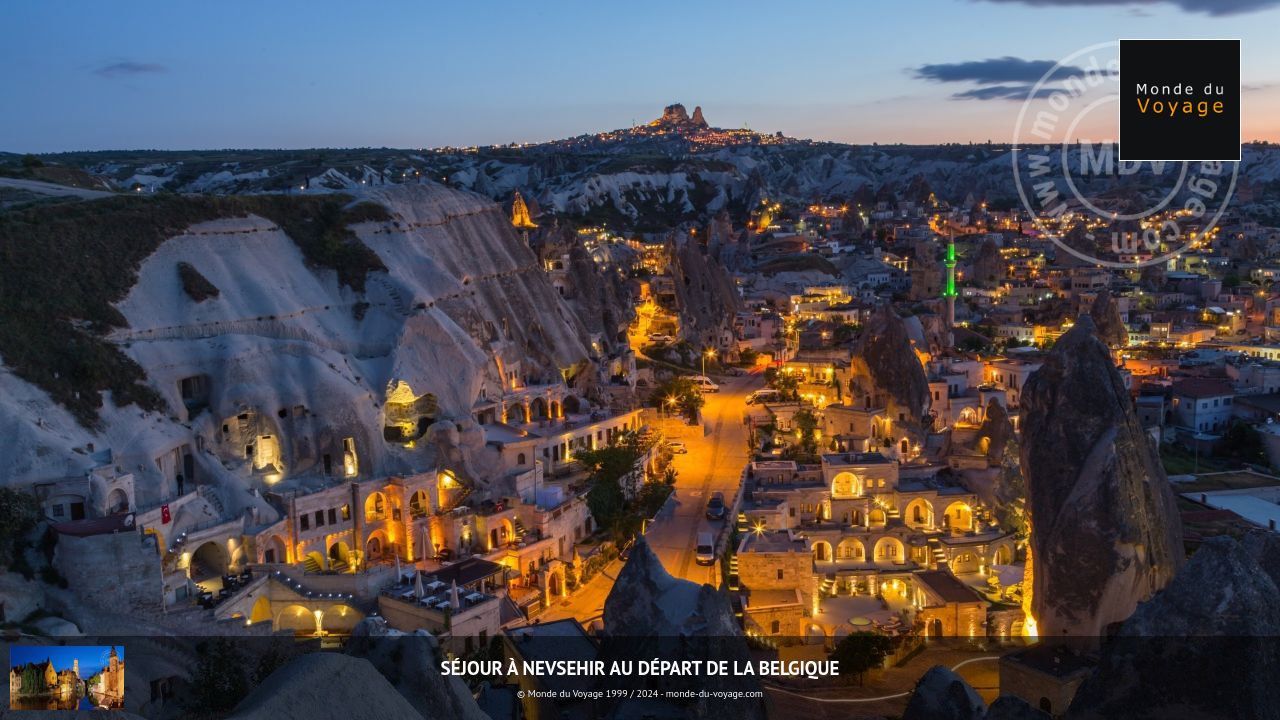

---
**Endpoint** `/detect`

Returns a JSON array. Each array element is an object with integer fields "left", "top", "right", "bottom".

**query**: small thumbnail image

[{"left": 9, "top": 644, "right": 125, "bottom": 710}]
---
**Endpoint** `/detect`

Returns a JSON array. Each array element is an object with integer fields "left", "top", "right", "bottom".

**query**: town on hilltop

[{"left": 3, "top": 102, "right": 1280, "bottom": 720}]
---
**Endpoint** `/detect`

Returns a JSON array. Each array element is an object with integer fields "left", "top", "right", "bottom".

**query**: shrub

[{"left": 177, "top": 262, "right": 220, "bottom": 302}]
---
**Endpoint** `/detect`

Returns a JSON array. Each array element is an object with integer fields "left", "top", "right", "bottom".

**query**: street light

[{"left": 702, "top": 348, "right": 716, "bottom": 377}]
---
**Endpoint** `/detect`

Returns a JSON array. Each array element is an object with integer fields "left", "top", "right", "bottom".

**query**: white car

[
  {"left": 648, "top": 333, "right": 675, "bottom": 344},
  {"left": 695, "top": 532, "right": 716, "bottom": 566},
  {"left": 692, "top": 376, "right": 719, "bottom": 393},
  {"left": 665, "top": 440, "right": 688, "bottom": 454},
  {"left": 747, "top": 389, "right": 780, "bottom": 405}
]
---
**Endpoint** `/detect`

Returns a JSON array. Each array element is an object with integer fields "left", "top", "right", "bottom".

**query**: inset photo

[{"left": 9, "top": 645, "right": 125, "bottom": 711}]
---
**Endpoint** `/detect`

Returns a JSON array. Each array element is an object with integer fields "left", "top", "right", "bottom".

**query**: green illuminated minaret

[{"left": 943, "top": 232, "right": 957, "bottom": 349}]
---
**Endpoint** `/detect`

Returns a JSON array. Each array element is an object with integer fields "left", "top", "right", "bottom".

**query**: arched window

[{"left": 517, "top": 453, "right": 526, "bottom": 466}]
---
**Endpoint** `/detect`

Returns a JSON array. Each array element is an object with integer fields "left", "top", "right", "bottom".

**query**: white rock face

[{"left": 0, "top": 185, "right": 598, "bottom": 508}]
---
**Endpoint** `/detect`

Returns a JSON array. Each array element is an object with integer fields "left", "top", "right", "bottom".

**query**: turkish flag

[{"left": 161, "top": 505, "right": 171, "bottom": 524}]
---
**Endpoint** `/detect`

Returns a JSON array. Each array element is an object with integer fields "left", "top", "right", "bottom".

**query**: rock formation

[
  {"left": 971, "top": 238, "right": 1003, "bottom": 289},
  {"left": 229, "top": 652, "right": 425, "bottom": 720},
  {"left": 902, "top": 666, "right": 1046, "bottom": 720},
  {"left": 852, "top": 305, "right": 931, "bottom": 430},
  {"left": 902, "top": 666, "right": 986, "bottom": 720},
  {"left": 1068, "top": 535, "right": 1280, "bottom": 719},
  {"left": 690, "top": 105, "right": 708, "bottom": 128},
  {"left": 1087, "top": 290, "right": 1129, "bottom": 349},
  {"left": 346, "top": 619, "right": 490, "bottom": 720},
  {"left": 668, "top": 233, "right": 743, "bottom": 358},
  {"left": 1019, "top": 315, "right": 1183, "bottom": 637},
  {"left": 598, "top": 537, "right": 765, "bottom": 720}
]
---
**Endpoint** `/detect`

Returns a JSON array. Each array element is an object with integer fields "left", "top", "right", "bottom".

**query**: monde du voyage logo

[
  {"left": 1120, "top": 39, "right": 1241, "bottom": 162},
  {"left": 1012, "top": 40, "right": 1241, "bottom": 269}
]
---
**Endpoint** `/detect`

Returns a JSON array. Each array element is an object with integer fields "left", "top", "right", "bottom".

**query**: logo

[{"left": 1012, "top": 41, "right": 1238, "bottom": 269}]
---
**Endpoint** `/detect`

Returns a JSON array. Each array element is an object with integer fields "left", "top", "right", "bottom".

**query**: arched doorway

[
  {"left": 944, "top": 502, "right": 973, "bottom": 532},
  {"left": 328, "top": 541, "right": 352, "bottom": 570},
  {"left": 837, "top": 538, "right": 865, "bottom": 561},
  {"left": 365, "top": 530, "right": 388, "bottom": 562},
  {"left": 409, "top": 490, "right": 429, "bottom": 518},
  {"left": 929, "top": 618, "right": 944, "bottom": 637},
  {"left": 531, "top": 397, "right": 548, "bottom": 420},
  {"left": 831, "top": 471, "right": 858, "bottom": 497},
  {"left": 249, "top": 596, "right": 272, "bottom": 625},
  {"left": 904, "top": 498, "right": 933, "bottom": 529},
  {"left": 365, "top": 492, "right": 387, "bottom": 522},
  {"left": 264, "top": 535, "right": 288, "bottom": 564},
  {"left": 868, "top": 508, "right": 887, "bottom": 528},
  {"left": 873, "top": 537, "right": 904, "bottom": 563},
  {"left": 190, "top": 541, "right": 228, "bottom": 584},
  {"left": 813, "top": 541, "right": 832, "bottom": 562},
  {"left": 276, "top": 604, "right": 315, "bottom": 634},
  {"left": 106, "top": 488, "right": 130, "bottom": 513},
  {"left": 563, "top": 395, "right": 583, "bottom": 414},
  {"left": 993, "top": 543, "right": 1013, "bottom": 566},
  {"left": 804, "top": 623, "right": 827, "bottom": 645},
  {"left": 322, "top": 604, "right": 362, "bottom": 633}
]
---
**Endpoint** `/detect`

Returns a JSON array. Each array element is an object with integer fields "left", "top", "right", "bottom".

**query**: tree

[
  {"left": 189, "top": 639, "right": 249, "bottom": 713},
  {"left": 0, "top": 488, "right": 40, "bottom": 570},
  {"left": 1221, "top": 420, "right": 1268, "bottom": 466},
  {"left": 829, "top": 632, "right": 893, "bottom": 686},
  {"left": 650, "top": 376, "right": 704, "bottom": 423},
  {"left": 763, "top": 368, "right": 800, "bottom": 400}
]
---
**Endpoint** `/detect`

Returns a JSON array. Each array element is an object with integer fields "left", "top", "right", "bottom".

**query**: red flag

[{"left": 161, "top": 504, "right": 171, "bottom": 524}]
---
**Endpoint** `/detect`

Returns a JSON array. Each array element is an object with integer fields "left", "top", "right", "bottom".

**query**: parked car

[
  {"left": 695, "top": 532, "right": 716, "bottom": 565},
  {"left": 746, "top": 389, "right": 780, "bottom": 405},
  {"left": 648, "top": 333, "right": 675, "bottom": 344},
  {"left": 665, "top": 440, "right": 688, "bottom": 454},
  {"left": 692, "top": 375, "right": 719, "bottom": 393},
  {"left": 705, "top": 492, "right": 726, "bottom": 521}
]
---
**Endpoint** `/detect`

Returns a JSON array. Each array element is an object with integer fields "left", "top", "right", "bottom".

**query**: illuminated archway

[
  {"left": 409, "top": 490, "right": 429, "bottom": 518},
  {"left": 836, "top": 537, "right": 865, "bottom": 561},
  {"left": 831, "top": 471, "right": 859, "bottom": 498},
  {"left": 944, "top": 502, "right": 974, "bottom": 532},
  {"left": 873, "top": 537, "right": 904, "bottom": 563},
  {"left": 365, "top": 492, "right": 387, "bottom": 522},
  {"left": 804, "top": 623, "right": 827, "bottom": 645},
  {"left": 276, "top": 604, "right": 314, "bottom": 634},
  {"left": 106, "top": 488, "right": 130, "bottom": 513},
  {"left": 190, "top": 541, "right": 228, "bottom": 582},
  {"left": 812, "top": 541, "right": 832, "bottom": 562},
  {"left": 993, "top": 543, "right": 1013, "bottom": 566},
  {"left": 904, "top": 498, "right": 934, "bottom": 529},
  {"left": 322, "top": 604, "right": 362, "bottom": 633},
  {"left": 264, "top": 534, "right": 288, "bottom": 564},
  {"left": 249, "top": 596, "right": 272, "bottom": 625},
  {"left": 868, "top": 508, "right": 887, "bottom": 528}
]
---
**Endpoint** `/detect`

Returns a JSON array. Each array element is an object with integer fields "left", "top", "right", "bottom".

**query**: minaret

[{"left": 943, "top": 231, "right": 957, "bottom": 350}]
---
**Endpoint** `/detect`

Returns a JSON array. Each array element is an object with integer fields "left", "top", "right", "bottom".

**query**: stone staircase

[
  {"left": 927, "top": 537, "right": 947, "bottom": 568},
  {"left": 303, "top": 554, "right": 324, "bottom": 573},
  {"left": 819, "top": 574, "right": 837, "bottom": 597},
  {"left": 512, "top": 517, "right": 527, "bottom": 544}
]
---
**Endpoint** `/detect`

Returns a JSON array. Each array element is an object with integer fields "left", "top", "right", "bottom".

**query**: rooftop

[
  {"left": 821, "top": 451, "right": 891, "bottom": 467},
  {"left": 1171, "top": 377, "right": 1235, "bottom": 399},
  {"left": 914, "top": 570, "right": 983, "bottom": 605}
]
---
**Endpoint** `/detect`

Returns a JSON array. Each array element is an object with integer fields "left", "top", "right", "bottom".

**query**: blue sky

[
  {"left": 3, "top": 0, "right": 1278, "bottom": 151},
  {"left": 10, "top": 645, "right": 123, "bottom": 677}
]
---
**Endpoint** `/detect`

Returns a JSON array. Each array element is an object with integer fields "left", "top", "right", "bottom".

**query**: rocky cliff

[
  {"left": 1019, "top": 315, "right": 1183, "bottom": 637},
  {"left": 852, "top": 305, "right": 931, "bottom": 431},
  {"left": 598, "top": 537, "right": 765, "bottom": 720},
  {"left": 669, "top": 233, "right": 743, "bottom": 357},
  {"left": 0, "top": 184, "right": 617, "bottom": 507},
  {"left": 1067, "top": 534, "right": 1280, "bottom": 720},
  {"left": 1087, "top": 290, "right": 1129, "bottom": 349}
]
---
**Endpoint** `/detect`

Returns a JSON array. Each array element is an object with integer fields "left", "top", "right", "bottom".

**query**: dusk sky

[{"left": 4, "top": 0, "right": 1279, "bottom": 151}]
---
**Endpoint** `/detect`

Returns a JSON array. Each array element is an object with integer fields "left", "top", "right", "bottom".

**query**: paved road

[
  {"left": 645, "top": 372, "right": 761, "bottom": 585},
  {"left": 540, "top": 371, "right": 762, "bottom": 623}
]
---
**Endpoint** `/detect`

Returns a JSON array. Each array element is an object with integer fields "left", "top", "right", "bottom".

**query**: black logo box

[{"left": 1119, "top": 39, "right": 1240, "bottom": 162}]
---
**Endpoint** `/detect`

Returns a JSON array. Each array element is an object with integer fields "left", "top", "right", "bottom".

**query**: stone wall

[
  {"left": 738, "top": 549, "right": 813, "bottom": 591},
  {"left": 56, "top": 531, "right": 163, "bottom": 612}
]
